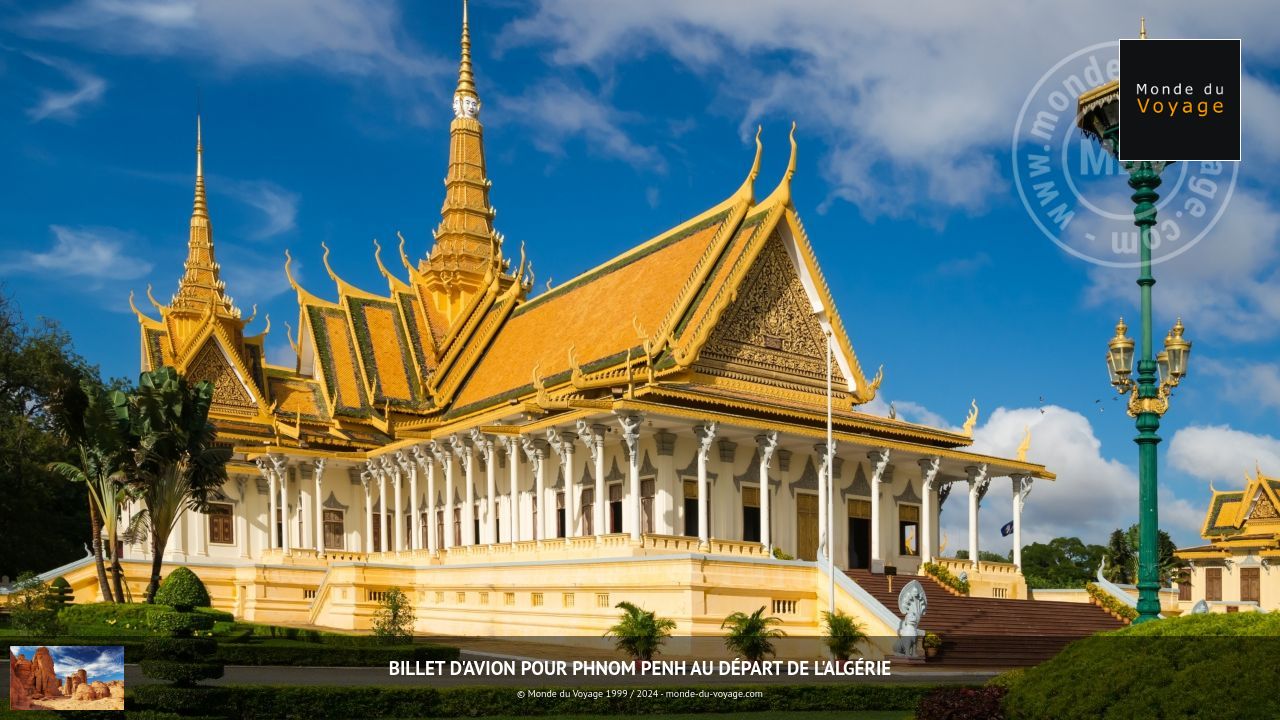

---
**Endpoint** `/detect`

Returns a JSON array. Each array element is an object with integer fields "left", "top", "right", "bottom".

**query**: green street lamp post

[{"left": 1078, "top": 71, "right": 1193, "bottom": 624}]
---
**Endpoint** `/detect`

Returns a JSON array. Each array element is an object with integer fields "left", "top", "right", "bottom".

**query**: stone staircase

[{"left": 844, "top": 568, "right": 1125, "bottom": 667}]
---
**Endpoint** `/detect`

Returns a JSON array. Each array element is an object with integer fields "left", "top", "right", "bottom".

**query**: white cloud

[
  {"left": 1199, "top": 357, "right": 1280, "bottom": 416},
  {"left": 1168, "top": 425, "right": 1280, "bottom": 488},
  {"left": 216, "top": 178, "right": 299, "bottom": 239},
  {"left": 0, "top": 225, "right": 152, "bottom": 281},
  {"left": 506, "top": 0, "right": 1280, "bottom": 217},
  {"left": 219, "top": 247, "right": 295, "bottom": 302},
  {"left": 23, "top": 52, "right": 106, "bottom": 122},
  {"left": 497, "top": 80, "right": 666, "bottom": 172},
  {"left": 1082, "top": 188, "right": 1280, "bottom": 342},
  {"left": 22, "top": 0, "right": 447, "bottom": 116}
]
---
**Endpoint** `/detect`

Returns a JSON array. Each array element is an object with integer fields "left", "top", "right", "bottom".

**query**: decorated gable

[
  {"left": 696, "top": 231, "right": 846, "bottom": 394},
  {"left": 186, "top": 339, "right": 258, "bottom": 412}
]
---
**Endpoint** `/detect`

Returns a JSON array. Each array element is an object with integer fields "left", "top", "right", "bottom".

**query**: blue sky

[
  {"left": 11, "top": 645, "right": 124, "bottom": 683},
  {"left": 2, "top": 1, "right": 1279, "bottom": 551}
]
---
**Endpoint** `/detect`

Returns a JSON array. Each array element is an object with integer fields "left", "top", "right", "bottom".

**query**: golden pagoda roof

[{"left": 1179, "top": 467, "right": 1280, "bottom": 559}]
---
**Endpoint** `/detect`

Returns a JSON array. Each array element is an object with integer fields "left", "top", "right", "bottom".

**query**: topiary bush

[
  {"left": 140, "top": 584, "right": 224, "bottom": 688},
  {"left": 153, "top": 567, "right": 211, "bottom": 611},
  {"left": 1002, "top": 612, "right": 1280, "bottom": 719},
  {"left": 149, "top": 609, "right": 215, "bottom": 635}
]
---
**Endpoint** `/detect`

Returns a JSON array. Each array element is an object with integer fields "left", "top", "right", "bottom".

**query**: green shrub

[
  {"left": 9, "top": 572, "right": 60, "bottom": 636},
  {"left": 922, "top": 562, "right": 970, "bottom": 595},
  {"left": 137, "top": 659, "right": 224, "bottom": 687},
  {"left": 60, "top": 602, "right": 161, "bottom": 634},
  {"left": 1002, "top": 612, "right": 1280, "bottom": 719},
  {"left": 772, "top": 546, "right": 795, "bottom": 560},
  {"left": 144, "top": 636, "right": 217, "bottom": 659},
  {"left": 1083, "top": 583, "right": 1138, "bottom": 622},
  {"left": 129, "top": 683, "right": 938, "bottom": 718},
  {"left": 149, "top": 610, "right": 215, "bottom": 636},
  {"left": 821, "top": 610, "right": 868, "bottom": 660},
  {"left": 153, "top": 567, "right": 211, "bottom": 611},
  {"left": 371, "top": 586, "right": 415, "bottom": 643},
  {"left": 194, "top": 606, "right": 234, "bottom": 623}
]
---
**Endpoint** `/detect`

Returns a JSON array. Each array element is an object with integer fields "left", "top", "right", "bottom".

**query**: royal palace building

[{"left": 56, "top": 4, "right": 1066, "bottom": 650}]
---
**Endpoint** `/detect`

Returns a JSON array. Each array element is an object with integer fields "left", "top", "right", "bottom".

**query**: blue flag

[{"left": 1000, "top": 521, "right": 1014, "bottom": 537}]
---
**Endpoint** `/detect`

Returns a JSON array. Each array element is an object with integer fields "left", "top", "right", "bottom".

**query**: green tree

[
  {"left": 50, "top": 379, "right": 134, "bottom": 603},
  {"left": 371, "top": 586, "right": 415, "bottom": 643},
  {"left": 0, "top": 293, "right": 102, "bottom": 581},
  {"left": 821, "top": 610, "right": 868, "bottom": 661},
  {"left": 1124, "top": 524, "right": 1179, "bottom": 586},
  {"left": 1103, "top": 529, "right": 1135, "bottom": 584},
  {"left": 721, "top": 606, "right": 785, "bottom": 663},
  {"left": 9, "top": 572, "right": 60, "bottom": 636},
  {"left": 605, "top": 602, "right": 677, "bottom": 662},
  {"left": 1019, "top": 537, "right": 1107, "bottom": 589},
  {"left": 112, "top": 367, "right": 231, "bottom": 602},
  {"left": 954, "top": 549, "right": 1013, "bottom": 563}
]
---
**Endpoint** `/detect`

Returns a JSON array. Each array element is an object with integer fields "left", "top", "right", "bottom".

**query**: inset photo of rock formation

[{"left": 8, "top": 645, "right": 124, "bottom": 711}]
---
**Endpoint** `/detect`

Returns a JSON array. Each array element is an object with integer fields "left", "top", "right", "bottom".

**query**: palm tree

[
  {"left": 605, "top": 602, "right": 677, "bottom": 662},
  {"left": 821, "top": 610, "right": 869, "bottom": 661},
  {"left": 722, "top": 606, "right": 785, "bottom": 663},
  {"left": 111, "top": 367, "right": 230, "bottom": 602},
  {"left": 50, "top": 379, "right": 130, "bottom": 602}
]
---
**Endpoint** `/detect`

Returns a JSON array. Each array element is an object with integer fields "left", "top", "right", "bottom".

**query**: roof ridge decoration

[
  {"left": 758, "top": 121, "right": 798, "bottom": 209},
  {"left": 171, "top": 114, "right": 239, "bottom": 318}
]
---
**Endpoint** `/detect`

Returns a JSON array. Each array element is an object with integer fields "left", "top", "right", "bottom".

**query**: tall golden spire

[
  {"left": 172, "top": 114, "right": 237, "bottom": 318},
  {"left": 455, "top": 0, "right": 478, "bottom": 102},
  {"left": 422, "top": 0, "right": 506, "bottom": 324},
  {"left": 1140, "top": 17, "right": 1147, "bottom": 39}
]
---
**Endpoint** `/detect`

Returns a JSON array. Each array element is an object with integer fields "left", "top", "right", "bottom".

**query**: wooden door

[
  {"left": 1241, "top": 567, "right": 1260, "bottom": 603},
  {"left": 796, "top": 493, "right": 819, "bottom": 561}
]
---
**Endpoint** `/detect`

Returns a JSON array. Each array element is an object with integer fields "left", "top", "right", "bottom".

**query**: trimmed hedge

[
  {"left": 922, "top": 562, "right": 969, "bottom": 595},
  {"left": 1002, "top": 612, "right": 1280, "bottom": 719},
  {"left": 130, "top": 683, "right": 942, "bottom": 718},
  {"left": 1083, "top": 583, "right": 1137, "bottom": 622},
  {"left": 150, "top": 610, "right": 216, "bottom": 636}
]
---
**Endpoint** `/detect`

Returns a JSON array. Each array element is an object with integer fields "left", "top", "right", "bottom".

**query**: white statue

[
  {"left": 894, "top": 579, "right": 927, "bottom": 657},
  {"left": 453, "top": 94, "right": 481, "bottom": 119}
]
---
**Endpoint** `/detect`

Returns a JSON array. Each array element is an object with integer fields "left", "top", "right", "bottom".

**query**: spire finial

[
  {"left": 453, "top": 0, "right": 480, "bottom": 118},
  {"left": 192, "top": 113, "right": 207, "bottom": 218},
  {"left": 1140, "top": 17, "right": 1147, "bottom": 39}
]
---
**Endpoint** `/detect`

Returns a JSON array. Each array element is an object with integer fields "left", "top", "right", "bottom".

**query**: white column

[
  {"left": 375, "top": 462, "right": 388, "bottom": 553},
  {"left": 502, "top": 437, "right": 520, "bottom": 544},
  {"left": 441, "top": 446, "right": 455, "bottom": 550},
  {"left": 620, "top": 414, "right": 643, "bottom": 542},
  {"left": 387, "top": 456, "right": 404, "bottom": 553},
  {"left": 451, "top": 435, "right": 475, "bottom": 546},
  {"left": 522, "top": 437, "right": 547, "bottom": 540},
  {"left": 361, "top": 470, "right": 373, "bottom": 553},
  {"left": 473, "top": 431, "right": 496, "bottom": 544},
  {"left": 1012, "top": 474, "right": 1033, "bottom": 570},
  {"left": 966, "top": 464, "right": 990, "bottom": 567},
  {"left": 425, "top": 443, "right": 443, "bottom": 553},
  {"left": 550, "top": 429, "right": 577, "bottom": 539},
  {"left": 918, "top": 457, "right": 940, "bottom": 565},
  {"left": 756, "top": 432, "right": 778, "bottom": 552},
  {"left": 196, "top": 510, "right": 209, "bottom": 557},
  {"left": 236, "top": 478, "right": 250, "bottom": 559},
  {"left": 868, "top": 449, "right": 890, "bottom": 572},
  {"left": 575, "top": 421, "right": 606, "bottom": 539},
  {"left": 407, "top": 449, "right": 421, "bottom": 551},
  {"left": 257, "top": 459, "right": 276, "bottom": 550},
  {"left": 314, "top": 458, "right": 326, "bottom": 557},
  {"left": 273, "top": 455, "right": 290, "bottom": 554},
  {"left": 694, "top": 423, "right": 716, "bottom": 547}
]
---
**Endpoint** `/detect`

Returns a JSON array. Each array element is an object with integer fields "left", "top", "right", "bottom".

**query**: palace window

[
  {"left": 531, "top": 592, "right": 544, "bottom": 607},
  {"left": 683, "top": 480, "right": 699, "bottom": 538},
  {"left": 1241, "top": 567, "right": 1260, "bottom": 603},
  {"left": 556, "top": 491, "right": 566, "bottom": 538},
  {"left": 323, "top": 510, "right": 345, "bottom": 550},
  {"left": 504, "top": 592, "right": 515, "bottom": 606},
  {"left": 453, "top": 507, "right": 462, "bottom": 547},
  {"left": 1205, "top": 567, "right": 1222, "bottom": 601},
  {"left": 898, "top": 504, "right": 920, "bottom": 557},
  {"left": 581, "top": 488, "right": 595, "bottom": 535},
  {"left": 563, "top": 592, "right": 575, "bottom": 608},
  {"left": 372, "top": 512, "right": 382, "bottom": 552},
  {"left": 474, "top": 502, "right": 481, "bottom": 545},
  {"left": 641, "top": 479, "right": 655, "bottom": 534},
  {"left": 608, "top": 484, "right": 623, "bottom": 534},
  {"left": 596, "top": 593, "right": 610, "bottom": 608},
  {"left": 742, "top": 486, "right": 760, "bottom": 543},
  {"left": 436, "top": 509, "right": 445, "bottom": 550},
  {"left": 848, "top": 500, "right": 872, "bottom": 570},
  {"left": 208, "top": 503, "right": 234, "bottom": 545}
]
